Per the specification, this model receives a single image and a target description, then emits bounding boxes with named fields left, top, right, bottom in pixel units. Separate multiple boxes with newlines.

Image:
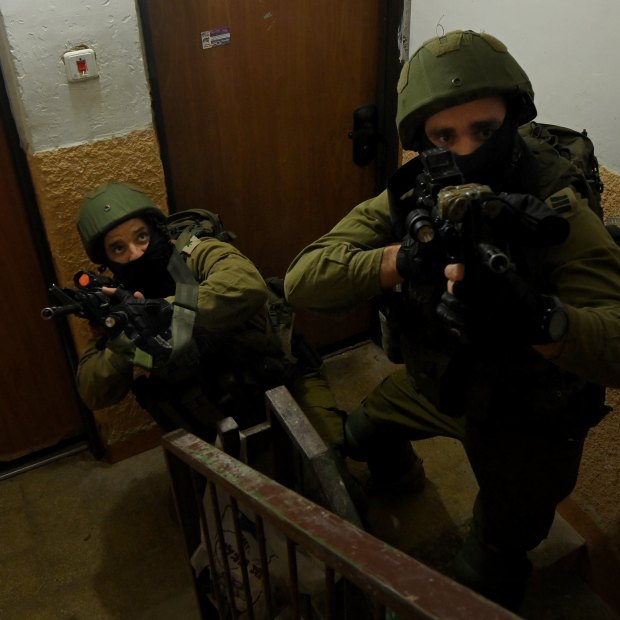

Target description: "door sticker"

left=201, top=28, right=231, bottom=49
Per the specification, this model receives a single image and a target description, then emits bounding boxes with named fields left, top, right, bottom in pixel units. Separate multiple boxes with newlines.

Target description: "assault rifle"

left=394, top=148, right=570, bottom=281
left=42, top=270, right=173, bottom=362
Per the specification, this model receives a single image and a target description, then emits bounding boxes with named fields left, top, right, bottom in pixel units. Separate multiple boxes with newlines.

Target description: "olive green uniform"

left=284, top=138, right=620, bottom=551
left=78, top=236, right=344, bottom=444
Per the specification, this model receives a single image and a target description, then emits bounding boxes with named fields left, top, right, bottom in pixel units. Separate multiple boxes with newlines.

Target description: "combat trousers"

left=360, top=366, right=584, bottom=552
left=290, top=368, right=347, bottom=447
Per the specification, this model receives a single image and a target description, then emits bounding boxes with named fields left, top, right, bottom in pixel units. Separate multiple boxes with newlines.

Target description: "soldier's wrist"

left=380, top=244, right=404, bottom=289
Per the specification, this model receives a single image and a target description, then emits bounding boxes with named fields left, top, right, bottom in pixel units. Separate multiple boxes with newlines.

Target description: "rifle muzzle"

left=41, top=304, right=81, bottom=319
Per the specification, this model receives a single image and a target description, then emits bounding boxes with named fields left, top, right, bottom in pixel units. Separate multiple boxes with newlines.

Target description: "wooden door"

left=0, top=96, right=84, bottom=462
left=139, top=0, right=396, bottom=348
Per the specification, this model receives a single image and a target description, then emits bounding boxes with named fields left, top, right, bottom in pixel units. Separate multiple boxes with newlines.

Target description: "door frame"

left=0, top=65, right=103, bottom=460
left=138, top=0, right=404, bottom=213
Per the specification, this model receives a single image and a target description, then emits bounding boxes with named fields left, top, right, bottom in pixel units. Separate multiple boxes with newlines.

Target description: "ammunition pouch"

left=425, top=349, right=610, bottom=438
left=392, top=289, right=469, bottom=416
left=131, top=326, right=297, bottom=441
left=132, top=367, right=272, bottom=442
left=404, top=341, right=470, bottom=417
left=396, top=316, right=609, bottom=437
left=132, top=374, right=220, bottom=442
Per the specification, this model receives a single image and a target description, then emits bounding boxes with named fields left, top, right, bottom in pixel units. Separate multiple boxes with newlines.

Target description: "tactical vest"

left=384, top=135, right=608, bottom=437
left=131, top=209, right=297, bottom=441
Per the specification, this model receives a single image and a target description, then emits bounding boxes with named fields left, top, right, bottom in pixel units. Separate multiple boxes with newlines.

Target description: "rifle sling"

left=167, top=247, right=199, bottom=362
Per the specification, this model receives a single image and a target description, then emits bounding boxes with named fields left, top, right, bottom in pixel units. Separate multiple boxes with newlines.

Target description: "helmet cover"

left=77, top=182, right=166, bottom=264
left=396, top=30, right=536, bottom=149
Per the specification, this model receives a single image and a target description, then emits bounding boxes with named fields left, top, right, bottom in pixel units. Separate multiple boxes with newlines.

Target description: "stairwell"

left=322, top=340, right=620, bottom=619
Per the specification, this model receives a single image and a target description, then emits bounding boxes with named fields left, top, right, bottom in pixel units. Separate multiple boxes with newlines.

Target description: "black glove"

left=396, top=235, right=442, bottom=283
left=436, top=267, right=569, bottom=345
left=109, top=293, right=173, bottom=361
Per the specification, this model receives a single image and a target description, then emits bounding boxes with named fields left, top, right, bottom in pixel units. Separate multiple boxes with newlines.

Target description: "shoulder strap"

left=166, top=247, right=199, bottom=362
left=129, top=247, right=200, bottom=370
left=167, top=209, right=237, bottom=254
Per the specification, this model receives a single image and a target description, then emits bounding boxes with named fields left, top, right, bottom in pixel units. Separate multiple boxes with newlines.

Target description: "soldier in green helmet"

left=285, top=30, right=620, bottom=610
left=75, top=182, right=346, bottom=447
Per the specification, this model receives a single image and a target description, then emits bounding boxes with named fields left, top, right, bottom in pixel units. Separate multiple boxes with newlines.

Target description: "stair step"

left=529, top=512, right=586, bottom=571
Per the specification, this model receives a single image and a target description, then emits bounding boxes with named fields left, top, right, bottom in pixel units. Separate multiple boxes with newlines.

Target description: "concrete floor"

left=0, top=446, right=200, bottom=620
left=1, top=341, right=619, bottom=619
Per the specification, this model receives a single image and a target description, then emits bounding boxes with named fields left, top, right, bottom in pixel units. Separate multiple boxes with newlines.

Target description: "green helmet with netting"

left=77, top=182, right=166, bottom=264
left=396, top=30, right=537, bottom=150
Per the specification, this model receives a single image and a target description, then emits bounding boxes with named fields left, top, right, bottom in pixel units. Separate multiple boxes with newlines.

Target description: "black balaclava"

left=105, top=217, right=176, bottom=298
left=417, top=101, right=524, bottom=192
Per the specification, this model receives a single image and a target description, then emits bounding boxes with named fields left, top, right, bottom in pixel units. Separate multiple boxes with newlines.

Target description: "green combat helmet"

left=396, top=30, right=537, bottom=150
left=77, top=183, right=166, bottom=264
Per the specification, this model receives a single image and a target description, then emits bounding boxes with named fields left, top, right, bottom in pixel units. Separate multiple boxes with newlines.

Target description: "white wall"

left=0, top=0, right=152, bottom=152
left=1, top=0, right=617, bottom=173
left=410, top=0, right=620, bottom=173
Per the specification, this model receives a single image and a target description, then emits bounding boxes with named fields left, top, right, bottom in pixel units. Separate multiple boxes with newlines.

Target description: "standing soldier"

left=285, top=30, right=620, bottom=610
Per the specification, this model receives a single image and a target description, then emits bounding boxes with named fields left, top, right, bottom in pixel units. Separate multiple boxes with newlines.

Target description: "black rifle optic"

left=390, top=147, right=570, bottom=281
left=42, top=270, right=173, bottom=363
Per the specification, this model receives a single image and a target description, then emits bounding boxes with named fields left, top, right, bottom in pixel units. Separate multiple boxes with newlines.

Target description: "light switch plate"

left=64, top=49, right=99, bottom=82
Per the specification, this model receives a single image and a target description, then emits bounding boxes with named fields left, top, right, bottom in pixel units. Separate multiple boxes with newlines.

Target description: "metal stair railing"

left=162, top=427, right=520, bottom=620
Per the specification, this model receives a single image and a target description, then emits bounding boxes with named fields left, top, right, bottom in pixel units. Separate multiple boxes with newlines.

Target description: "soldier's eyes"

left=429, top=131, right=455, bottom=146
left=477, top=127, right=496, bottom=140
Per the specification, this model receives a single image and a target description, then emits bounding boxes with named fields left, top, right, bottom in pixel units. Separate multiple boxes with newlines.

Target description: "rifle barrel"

left=41, top=304, right=82, bottom=319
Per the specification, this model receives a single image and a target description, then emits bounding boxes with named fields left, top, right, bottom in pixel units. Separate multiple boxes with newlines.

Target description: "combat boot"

left=452, top=531, right=532, bottom=612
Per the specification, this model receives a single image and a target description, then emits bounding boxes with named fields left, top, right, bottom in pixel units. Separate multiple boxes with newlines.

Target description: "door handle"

left=348, top=104, right=378, bottom=166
